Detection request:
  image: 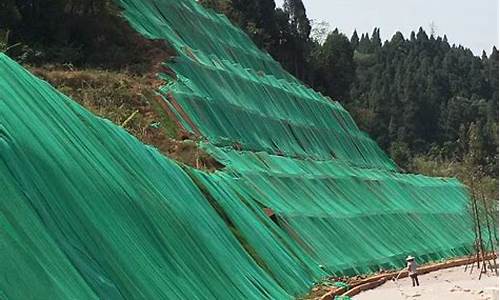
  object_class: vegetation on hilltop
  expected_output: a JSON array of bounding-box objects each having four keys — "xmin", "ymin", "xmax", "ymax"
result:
[{"xmin": 0, "ymin": 0, "xmax": 169, "ymax": 72}]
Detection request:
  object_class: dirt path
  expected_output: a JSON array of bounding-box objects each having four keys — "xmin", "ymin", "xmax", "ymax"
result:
[{"xmin": 354, "ymin": 265, "xmax": 499, "ymax": 300}]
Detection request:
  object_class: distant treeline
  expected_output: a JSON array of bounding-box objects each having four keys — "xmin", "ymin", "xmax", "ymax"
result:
[{"xmin": 201, "ymin": 0, "xmax": 499, "ymax": 177}]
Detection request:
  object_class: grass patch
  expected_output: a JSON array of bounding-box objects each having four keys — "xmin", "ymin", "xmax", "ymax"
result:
[{"xmin": 29, "ymin": 66, "xmax": 221, "ymax": 171}]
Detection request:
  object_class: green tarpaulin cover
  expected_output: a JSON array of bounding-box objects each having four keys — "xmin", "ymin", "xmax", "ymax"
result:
[
  {"xmin": 0, "ymin": 54, "xmax": 291, "ymax": 299},
  {"xmin": 0, "ymin": 0, "xmax": 475, "ymax": 298},
  {"xmin": 116, "ymin": 0, "xmax": 472, "ymax": 279}
]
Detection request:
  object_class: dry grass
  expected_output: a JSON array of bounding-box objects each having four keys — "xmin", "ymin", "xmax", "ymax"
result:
[{"xmin": 30, "ymin": 66, "xmax": 222, "ymax": 171}]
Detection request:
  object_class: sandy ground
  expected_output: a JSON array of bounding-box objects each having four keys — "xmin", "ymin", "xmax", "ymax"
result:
[{"xmin": 355, "ymin": 265, "xmax": 499, "ymax": 300}]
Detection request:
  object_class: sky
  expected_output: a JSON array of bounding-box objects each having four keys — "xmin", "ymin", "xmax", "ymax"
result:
[{"xmin": 275, "ymin": 0, "xmax": 499, "ymax": 55}]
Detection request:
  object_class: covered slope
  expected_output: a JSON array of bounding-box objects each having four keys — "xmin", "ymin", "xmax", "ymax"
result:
[
  {"xmin": 190, "ymin": 146, "xmax": 472, "ymax": 276},
  {"xmin": 116, "ymin": 0, "xmax": 475, "ymax": 279},
  {"xmin": 1, "ymin": 0, "xmax": 477, "ymax": 298},
  {"xmin": 0, "ymin": 54, "xmax": 292, "ymax": 300},
  {"xmin": 117, "ymin": 0, "xmax": 396, "ymax": 169}
]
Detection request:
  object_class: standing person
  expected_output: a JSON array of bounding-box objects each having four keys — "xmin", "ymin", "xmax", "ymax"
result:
[{"xmin": 406, "ymin": 256, "xmax": 419, "ymax": 287}]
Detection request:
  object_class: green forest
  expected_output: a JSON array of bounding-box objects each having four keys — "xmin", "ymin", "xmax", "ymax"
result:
[{"xmin": 1, "ymin": 0, "xmax": 498, "ymax": 198}]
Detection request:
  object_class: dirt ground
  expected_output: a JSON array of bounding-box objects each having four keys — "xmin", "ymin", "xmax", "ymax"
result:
[{"xmin": 355, "ymin": 265, "xmax": 499, "ymax": 300}]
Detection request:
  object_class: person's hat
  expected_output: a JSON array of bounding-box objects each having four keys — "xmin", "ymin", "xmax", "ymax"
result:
[{"xmin": 406, "ymin": 256, "xmax": 415, "ymax": 261}]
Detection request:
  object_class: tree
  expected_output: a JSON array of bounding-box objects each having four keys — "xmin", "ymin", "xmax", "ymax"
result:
[
  {"xmin": 389, "ymin": 141, "xmax": 411, "ymax": 170},
  {"xmin": 357, "ymin": 33, "xmax": 371, "ymax": 53},
  {"xmin": 279, "ymin": 0, "xmax": 311, "ymax": 79},
  {"xmin": 231, "ymin": 0, "xmax": 278, "ymax": 49},
  {"xmin": 350, "ymin": 30, "xmax": 359, "ymax": 49},
  {"xmin": 283, "ymin": 0, "xmax": 311, "ymax": 40},
  {"xmin": 0, "ymin": 0, "xmax": 21, "ymax": 30},
  {"xmin": 312, "ymin": 29, "xmax": 355, "ymax": 102},
  {"xmin": 370, "ymin": 28, "xmax": 382, "ymax": 51},
  {"xmin": 310, "ymin": 20, "xmax": 330, "ymax": 45}
]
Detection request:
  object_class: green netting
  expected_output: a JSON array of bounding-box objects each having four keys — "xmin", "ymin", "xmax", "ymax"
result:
[
  {"xmin": 1, "ymin": 0, "xmax": 478, "ymax": 298},
  {"xmin": 116, "ymin": 0, "xmax": 294, "ymax": 81},
  {"xmin": 162, "ymin": 56, "xmax": 396, "ymax": 169},
  {"xmin": 0, "ymin": 54, "xmax": 292, "ymax": 300},
  {"xmin": 334, "ymin": 282, "xmax": 350, "ymax": 289},
  {"xmin": 188, "ymin": 145, "xmax": 473, "ymax": 275},
  {"xmin": 115, "ymin": 0, "xmax": 475, "ymax": 287},
  {"xmin": 190, "ymin": 169, "xmax": 327, "ymax": 295},
  {"xmin": 116, "ymin": 0, "xmax": 397, "ymax": 170}
]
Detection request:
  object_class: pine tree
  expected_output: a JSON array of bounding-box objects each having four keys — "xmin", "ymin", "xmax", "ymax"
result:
[
  {"xmin": 312, "ymin": 29, "xmax": 355, "ymax": 102},
  {"xmin": 357, "ymin": 33, "xmax": 371, "ymax": 53},
  {"xmin": 280, "ymin": 0, "xmax": 311, "ymax": 79},
  {"xmin": 283, "ymin": 0, "xmax": 311, "ymax": 40},
  {"xmin": 350, "ymin": 30, "xmax": 359, "ymax": 49},
  {"xmin": 370, "ymin": 28, "xmax": 382, "ymax": 50}
]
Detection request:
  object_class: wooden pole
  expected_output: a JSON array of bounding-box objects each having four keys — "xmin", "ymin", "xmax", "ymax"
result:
[
  {"xmin": 479, "ymin": 191, "xmax": 498, "ymax": 275},
  {"xmin": 471, "ymin": 183, "xmax": 488, "ymax": 280},
  {"xmin": 465, "ymin": 182, "xmax": 480, "ymax": 273},
  {"xmin": 471, "ymin": 180, "xmax": 482, "ymax": 270}
]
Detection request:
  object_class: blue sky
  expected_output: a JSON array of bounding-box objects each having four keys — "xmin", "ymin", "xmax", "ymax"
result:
[{"xmin": 275, "ymin": 0, "xmax": 499, "ymax": 55}]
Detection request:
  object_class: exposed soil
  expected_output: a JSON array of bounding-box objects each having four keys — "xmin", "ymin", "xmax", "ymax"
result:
[{"xmin": 30, "ymin": 66, "xmax": 222, "ymax": 172}]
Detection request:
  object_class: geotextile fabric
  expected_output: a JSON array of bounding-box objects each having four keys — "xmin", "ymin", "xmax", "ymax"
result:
[
  {"xmin": 0, "ymin": 54, "xmax": 291, "ymax": 300},
  {"xmin": 190, "ymin": 145, "xmax": 472, "ymax": 277},
  {"xmin": 116, "ymin": 0, "xmax": 473, "ymax": 286},
  {"xmin": 0, "ymin": 0, "xmax": 477, "ymax": 298},
  {"xmin": 115, "ymin": 0, "xmax": 473, "ymax": 272},
  {"xmin": 117, "ymin": 0, "xmax": 396, "ymax": 169}
]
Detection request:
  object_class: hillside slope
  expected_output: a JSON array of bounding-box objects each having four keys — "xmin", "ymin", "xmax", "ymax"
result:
[
  {"xmin": 116, "ymin": 0, "xmax": 473, "ymax": 273},
  {"xmin": 0, "ymin": 53, "xmax": 290, "ymax": 299},
  {"xmin": 0, "ymin": 0, "xmax": 476, "ymax": 299}
]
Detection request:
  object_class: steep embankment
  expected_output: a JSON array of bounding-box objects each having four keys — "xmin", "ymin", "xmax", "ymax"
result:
[
  {"xmin": 116, "ymin": 0, "xmax": 473, "ymax": 276},
  {"xmin": 0, "ymin": 54, "xmax": 289, "ymax": 299},
  {"xmin": 0, "ymin": 0, "xmax": 475, "ymax": 299}
]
